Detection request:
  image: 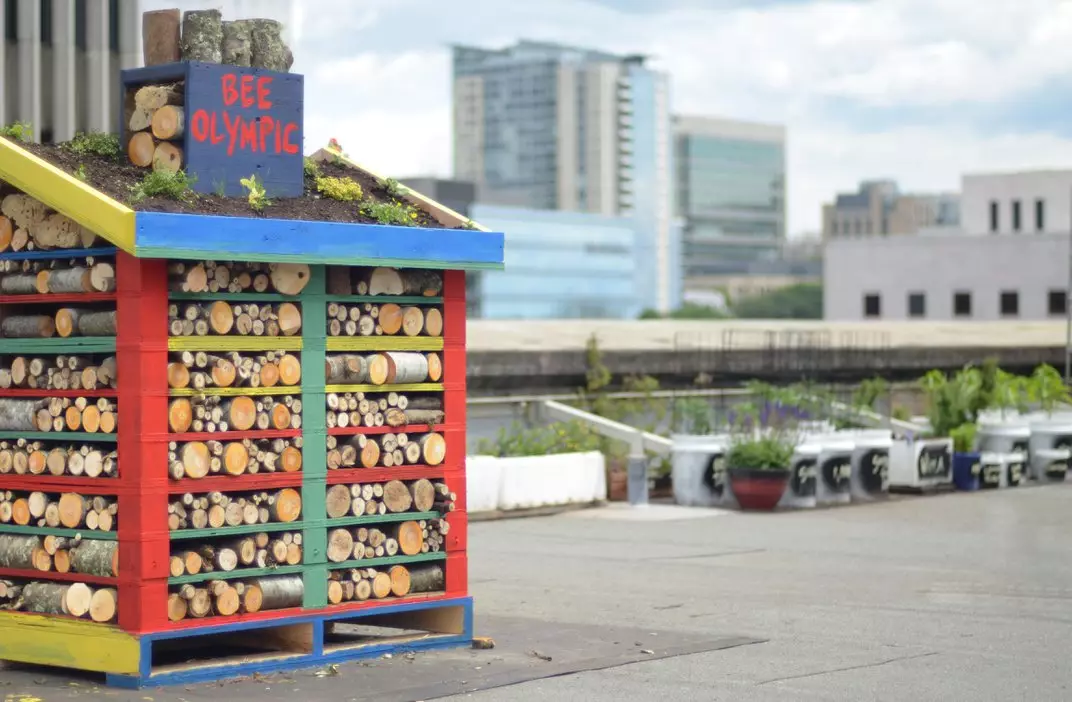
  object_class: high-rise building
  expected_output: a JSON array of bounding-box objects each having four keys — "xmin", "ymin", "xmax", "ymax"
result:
[
  {"xmin": 821, "ymin": 180, "xmax": 959, "ymax": 239},
  {"xmin": 451, "ymin": 40, "xmax": 679, "ymax": 313},
  {"xmin": 673, "ymin": 115, "xmax": 786, "ymax": 279}
]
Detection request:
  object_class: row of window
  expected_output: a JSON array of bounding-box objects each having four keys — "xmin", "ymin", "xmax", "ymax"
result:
[
  {"xmin": 862, "ymin": 290, "xmax": 1068, "ymax": 318},
  {"xmin": 989, "ymin": 198, "xmax": 1045, "ymax": 232}
]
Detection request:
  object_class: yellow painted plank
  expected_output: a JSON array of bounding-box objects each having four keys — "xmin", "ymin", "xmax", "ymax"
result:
[
  {"xmin": 326, "ymin": 337, "xmax": 444, "ymax": 352},
  {"xmin": 312, "ymin": 145, "xmax": 487, "ymax": 231},
  {"xmin": 168, "ymin": 336, "xmax": 304, "ymax": 352},
  {"xmin": 326, "ymin": 383, "xmax": 443, "ymax": 393},
  {"xmin": 0, "ymin": 611, "xmax": 140, "ymax": 674},
  {"xmin": 0, "ymin": 138, "xmax": 136, "ymax": 253}
]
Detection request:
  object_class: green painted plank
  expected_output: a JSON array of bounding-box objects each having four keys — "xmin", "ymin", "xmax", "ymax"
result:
[
  {"xmin": 300, "ymin": 265, "xmax": 329, "ymax": 609},
  {"xmin": 302, "ymin": 565, "xmax": 328, "ymax": 610},
  {"xmin": 168, "ymin": 521, "xmax": 302, "ymax": 541},
  {"xmin": 0, "ymin": 338, "xmax": 116, "ymax": 354},
  {"xmin": 325, "ymin": 551, "xmax": 447, "ymax": 571},
  {"xmin": 170, "ymin": 292, "xmax": 300, "ymax": 302},
  {"xmin": 324, "ymin": 295, "xmax": 443, "ymax": 304},
  {"xmin": 168, "ymin": 564, "xmax": 306, "ymax": 585},
  {"xmin": 0, "ymin": 432, "xmax": 117, "ymax": 442},
  {"xmin": 324, "ymin": 511, "xmax": 440, "ymax": 528},
  {"xmin": 0, "ymin": 525, "xmax": 116, "ymax": 540}
]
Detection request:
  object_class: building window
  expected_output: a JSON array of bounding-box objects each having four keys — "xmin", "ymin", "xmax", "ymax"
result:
[
  {"xmin": 1049, "ymin": 289, "xmax": 1067, "ymax": 316},
  {"xmin": 1000, "ymin": 291, "xmax": 1019, "ymax": 317},
  {"xmin": 1012, "ymin": 200, "xmax": 1021, "ymax": 232},
  {"xmin": 953, "ymin": 291, "xmax": 972, "ymax": 317},
  {"xmin": 863, "ymin": 293, "xmax": 881, "ymax": 318},
  {"xmin": 989, "ymin": 200, "xmax": 999, "ymax": 233},
  {"xmin": 908, "ymin": 292, "xmax": 925, "ymax": 318},
  {"xmin": 1036, "ymin": 199, "xmax": 1045, "ymax": 232}
]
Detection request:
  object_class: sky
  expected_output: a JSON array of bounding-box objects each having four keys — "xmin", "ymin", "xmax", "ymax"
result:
[{"xmin": 149, "ymin": 0, "xmax": 1072, "ymax": 236}]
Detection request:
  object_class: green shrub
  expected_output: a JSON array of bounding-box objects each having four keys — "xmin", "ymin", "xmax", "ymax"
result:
[
  {"xmin": 303, "ymin": 157, "xmax": 321, "ymax": 179},
  {"xmin": 949, "ymin": 422, "xmax": 977, "ymax": 453},
  {"xmin": 361, "ymin": 199, "xmax": 419, "ymax": 226},
  {"xmin": 0, "ymin": 122, "xmax": 32, "ymax": 141},
  {"xmin": 476, "ymin": 421, "xmax": 604, "ymax": 457},
  {"xmin": 130, "ymin": 170, "xmax": 195, "ymax": 203},
  {"xmin": 240, "ymin": 174, "xmax": 270, "ymax": 212},
  {"xmin": 725, "ymin": 435, "xmax": 796, "ymax": 471},
  {"xmin": 74, "ymin": 164, "xmax": 88, "ymax": 182},
  {"xmin": 316, "ymin": 176, "xmax": 363, "ymax": 202},
  {"xmin": 383, "ymin": 177, "xmax": 407, "ymax": 198},
  {"xmin": 65, "ymin": 132, "xmax": 121, "ymax": 158}
]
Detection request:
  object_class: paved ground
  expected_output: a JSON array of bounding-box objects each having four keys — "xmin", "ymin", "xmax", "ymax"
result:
[{"xmin": 4, "ymin": 486, "xmax": 1072, "ymax": 700}]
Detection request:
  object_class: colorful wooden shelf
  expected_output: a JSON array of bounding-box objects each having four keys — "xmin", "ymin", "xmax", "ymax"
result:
[
  {"xmin": 324, "ymin": 295, "xmax": 443, "ymax": 304},
  {"xmin": 0, "ymin": 338, "xmax": 116, "ymax": 353},
  {"xmin": 167, "ymin": 428, "xmax": 300, "ymax": 442},
  {"xmin": 324, "ymin": 551, "xmax": 446, "ymax": 571},
  {"xmin": 168, "ymin": 521, "xmax": 304, "ymax": 541},
  {"xmin": 325, "ymin": 382, "xmax": 443, "ymax": 393},
  {"xmin": 169, "ymin": 292, "xmax": 300, "ymax": 302},
  {"xmin": 0, "ymin": 388, "xmax": 118, "ymax": 398},
  {"xmin": 166, "ymin": 472, "xmax": 303, "ymax": 493},
  {"xmin": 167, "ymin": 564, "xmax": 305, "ymax": 585},
  {"xmin": 325, "ymin": 337, "xmax": 444, "ymax": 352},
  {"xmin": 327, "ymin": 423, "xmax": 447, "ymax": 436},
  {"xmin": 167, "ymin": 336, "xmax": 304, "ymax": 352},
  {"xmin": 168, "ymin": 385, "xmax": 301, "ymax": 397},
  {"xmin": 0, "ymin": 292, "xmax": 117, "ymax": 304},
  {"xmin": 0, "ymin": 246, "xmax": 118, "ymax": 261},
  {"xmin": 0, "ymin": 431, "xmax": 117, "ymax": 441},
  {"xmin": 0, "ymin": 567, "xmax": 117, "ymax": 586},
  {"xmin": 0, "ymin": 525, "xmax": 117, "ymax": 540}
]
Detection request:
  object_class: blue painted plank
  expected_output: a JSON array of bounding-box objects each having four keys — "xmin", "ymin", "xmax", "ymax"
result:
[
  {"xmin": 0, "ymin": 247, "xmax": 117, "ymax": 261},
  {"xmin": 135, "ymin": 212, "xmax": 506, "ymax": 269}
]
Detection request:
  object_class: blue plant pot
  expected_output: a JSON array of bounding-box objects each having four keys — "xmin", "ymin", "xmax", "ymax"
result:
[{"xmin": 952, "ymin": 451, "xmax": 981, "ymax": 491}]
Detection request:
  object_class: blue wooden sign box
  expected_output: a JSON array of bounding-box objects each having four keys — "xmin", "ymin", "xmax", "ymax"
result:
[{"xmin": 119, "ymin": 61, "xmax": 304, "ymax": 198}]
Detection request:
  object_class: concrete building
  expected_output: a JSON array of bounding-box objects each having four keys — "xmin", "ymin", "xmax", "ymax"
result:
[
  {"xmin": 822, "ymin": 180, "xmax": 959, "ymax": 239},
  {"xmin": 673, "ymin": 115, "xmax": 786, "ymax": 277},
  {"xmin": 451, "ymin": 40, "xmax": 678, "ymax": 313},
  {"xmin": 961, "ymin": 170, "xmax": 1072, "ymax": 236},
  {"xmin": 824, "ymin": 233, "xmax": 1069, "ymax": 321},
  {"xmin": 0, "ymin": 0, "xmax": 300, "ymax": 143}
]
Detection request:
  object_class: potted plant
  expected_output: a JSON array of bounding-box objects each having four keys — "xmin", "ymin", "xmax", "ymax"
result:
[
  {"xmin": 724, "ymin": 403, "xmax": 798, "ymax": 510},
  {"xmin": 949, "ymin": 422, "xmax": 980, "ymax": 490},
  {"xmin": 920, "ymin": 367, "xmax": 982, "ymax": 490}
]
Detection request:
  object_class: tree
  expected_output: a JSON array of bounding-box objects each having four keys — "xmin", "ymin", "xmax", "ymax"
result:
[{"xmin": 731, "ymin": 283, "xmax": 822, "ymax": 319}]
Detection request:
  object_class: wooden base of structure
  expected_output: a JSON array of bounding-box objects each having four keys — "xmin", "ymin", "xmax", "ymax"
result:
[{"xmin": 0, "ymin": 595, "xmax": 470, "ymax": 688}]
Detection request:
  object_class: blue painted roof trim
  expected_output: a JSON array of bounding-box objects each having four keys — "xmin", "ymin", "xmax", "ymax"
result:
[{"xmin": 134, "ymin": 212, "xmax": 505, "ymax": 269}]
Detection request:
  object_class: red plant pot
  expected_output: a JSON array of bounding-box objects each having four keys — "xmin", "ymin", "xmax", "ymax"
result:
[{"xmin": 728, "ymin": 467, "xmax": 790, "ymax": 511}]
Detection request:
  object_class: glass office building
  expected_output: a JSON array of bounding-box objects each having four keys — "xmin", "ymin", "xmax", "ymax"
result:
[
  {"xmin": 467, "ymin": 204, "xmax": 644, "ymax": 319},
  {"xmin": 674, "ymin": 116, "xmax": 786, "ymax": 277}
]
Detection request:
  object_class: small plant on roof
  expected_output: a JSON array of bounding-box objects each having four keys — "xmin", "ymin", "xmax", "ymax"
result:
[
  {"xmin": 0, "ymin": 121, "xmax": 32, "ymax": 142},
  {"xmin": 360, "ymin": 199, "xmax": 418, "ymax": 226},
  {"xmin": 383, "ymin": 177, "xmax": 407, "ymax": 198},
  {"xmin": 74, "ymin": 164, "xmax": 88, "ymax": 182},
  {"xmin": 461, "ymin": 219, "xmax": 478, "ymax": 230},
  {"xmin": 240, "ymin": 174, "xmax": 270, "ymax": 213},
  {"xmin": 129, "ymin": 169, "xmax": 195, "ymax": 204},
  {"xmin": 64, "ymin": 131, "xmax": 121, "ymax": 159},
  {"xmin": 303, "ymin": 156, "xmax": 321, "ymax": 179},
  {"xmin": 316, "ymin": 175, "xmax": 363, "ymax": 202}
]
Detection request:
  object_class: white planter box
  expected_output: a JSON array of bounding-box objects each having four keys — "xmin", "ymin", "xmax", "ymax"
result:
[{"xmin": 466, "ymin": 452, "xmax": 607, "ymax": 512}]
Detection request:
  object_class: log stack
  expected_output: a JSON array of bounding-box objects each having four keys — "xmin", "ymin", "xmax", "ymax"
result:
[
  {"xmin": 168, "ymin": 301, "xmax": 302, "ymax": 337},
  {"xmin": 324, "ymin": 352, "xmax": 443, "ymax": 386},
  {"xmin": 126, "ymin": 82, "xmax": 186, "ymax": 172},
  {"xmin": 326, "ymin": 302, "xmax": 443, "ymax": 338},
  {"xmin": 168, "ymin": 531, "xmax": 302, "ymax": 576},
  {"xmin": 326, "ymin": 563, "xmax": 445, "ymax": 605},
  {"xmin": 326, "ymin": 517, "xmax": 449, "ymax": 562},
  {"xmin": 326, "ymin": 431, "xmax": 446, "ymax": 470},
  {"xmin": 168, "ymin": 437, "xmax": 302, "ymax": 479},
  {"xmin": 0, "ymin": 355, "xmax": 117, "ymax": 391},
  {"xmin": 0, "ymin": 534, "xmax": 118, "ymax": 576},
  {"xmin": 0, "ymin": 260, "xmax": 116, "ymax": 295},
  {"xmin": 0, "ymin": 397, "xmax": 118, "ymax": 433},
  {"xmin": 169, "ymin": 261, "xmax": 311, "ymax": 296},
  {"xmin": 325, "ymin": 391, "xmax": 443, "ymax": 430},
  {"xmin": 1, "ymin": 309, "xmax": 116, "ymax": 339},
  {"xmin": 167, "ymin": 573, "xmax": 303, "ymax": 621},
  {"xmin": 324, "ymin": 479, "xmax": 453, "ymax": 519},
  {"xmin": 0, "ymin": 491, "xmax": 117, "ymax": 531},
  {"xmin": 0, "ymin": 578, "xmax": 117, "ymax": 622},
  {"xmin": 167, "ymin": 394, "xmax": 301, "ymax": 433},
  {"xmin": 167, "ymin": 488, "xmax": 301, "ymax": 531},
  {"xmin": 0, "ymin": 195, "xmax": 98, "ymax": 252},
  {"xmin": 327, "ymin": 267, "xmax": 443, "ymax": 298},
  {"xmin": 0, "ymin": 441, "xmax": 117, "ymax": 478},
  {"xmin": 167, "ymin": 350, "xmax": 301, "ymax": 390}
]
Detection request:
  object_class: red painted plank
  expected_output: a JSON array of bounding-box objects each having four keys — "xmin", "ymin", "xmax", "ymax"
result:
[
  {"xmin": 0, "ymin": 566, "xmax": 117, "ymax": 586},
  {"xmin": 441, "ymin": 271, "xmax": 467, "ymax": 599},
  {"xmin": 167, "ymin": 472, "xmax": 303, "ymax": 494},
  {"xmin": 0, "ymin": 292, "xmax": 117, "ymax": 304},
  {"xmin": 168, "ymin": 429, "xmax": 301, "ymax": 442},
  {"xmin": 327, "ymin": 424, "xmax": 448, "ymax": 437},
  {"xmin": 0, "ymin": 388, "xmax": 118, "ymax": 398},
  {"xmin": 325, "ymin": 465, "xmax": 448, "ymax": 485},
  {"xmin": 0, "ymin": 474, "xmax": 122, "ymax": 491}
]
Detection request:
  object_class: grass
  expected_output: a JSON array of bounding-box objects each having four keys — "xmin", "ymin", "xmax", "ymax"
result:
[
  {"xmin": 130, "ymin": 169, "xmax": 196, "ymax": 204},
  {"xmin": 64, "ymin": 132, "xmax": 121, "ymax": 159}
]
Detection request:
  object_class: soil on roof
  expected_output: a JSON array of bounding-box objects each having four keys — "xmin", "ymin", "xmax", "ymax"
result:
[{"xmin": 13, "ymin": 139, "xmax": 452, "ymax": 229}]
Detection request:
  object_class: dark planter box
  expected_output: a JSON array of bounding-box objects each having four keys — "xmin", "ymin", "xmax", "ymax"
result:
[
  {"xmin": 728, "ymin": 467, "xmax": 790, "ymax": 511},
  {"xmin": 952, "ymin": 451, "xmax": 981, "ymax": 491}
]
